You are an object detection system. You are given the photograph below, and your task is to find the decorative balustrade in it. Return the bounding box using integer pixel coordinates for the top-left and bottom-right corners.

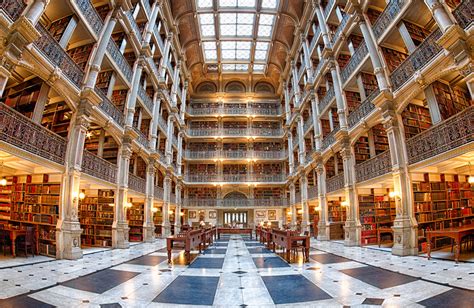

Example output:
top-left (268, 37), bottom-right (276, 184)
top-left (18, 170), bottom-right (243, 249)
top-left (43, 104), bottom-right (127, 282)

top-left (318, 87), bottom-right (335, 114)
top-left (453, 0), bottom-right (472, 29)
top-left (222, 150), bottom-right (247, 159)
top-left (341, 41), bottom-right (368, 83)
top-left (182, 198), bottom-right (289, 207)
top-left (82, 150), bottom-right (117, 183)
top-left (355, 150), bottom-right (392, 183)
top-left (295, 194), bottom-right (301, 204)
top-left (253, 150), bottom-right (287, 159)
top-left (308, 186), bottom-right (318, 199)
top-left (251, 128), bottom-right (284, 137)
top-left (372, 0), bottom-right (406, 39)
top-left (184, 173), bottom-right (287, 183)
top-left (390, 29), bottom-right (443, 91)
top-left (187, 128), bottom-right (283, 137)
top-left (133, 127), bottom-right (149, 149)
top-left (158, 152), bottom-right (167, 165)
top-left (147, 58), bottom-right (160, 78)
top-left (321, 126), bottom-right (339, 151)
top-left (184, 150), bottom-right (286, 160)
top-left (172, 134), bottom-right (178, 147)
top-left (330, 14), bottom-right (349, 46)
top-left (75, 0), bottom-right (103, 36)
top-left (324, 0), bottom-right (335, 18)
top-left (106, 39), bottom-right (133, 81)
top-left (124, 10), bottom-right (142, 39)
top-left (326, 173), bottom-right (344, 193)
top-left (347, 89), bottom-right (379, 128)
top-left (96, 89), bottom-right (124, 127)
top-left (153, 26), bottom-right (165, 52)
top-left (305, 149), bottom-right (315, 163)
top-left (35, 24), bottom-right (84, 88)
top-left (170, 192), bottom-right (176, 203)
top-left (406, 106), bottom-right (474, 165)
top-left (128, 173), bottom-right (146, 194)
top-left (223, 128), bottom-right (248, 136)
top-left (185, 150), bottom-right (219, 159)
top-left (154, 186), bottom-right (164, 200)
top-left (1, 0), bottom-right (26, 21)
top-left (189, 106), bottom-right (281, 116)
top-left (187, 128), bottom-right (220, 136)
top-left (303, 117), bottom-right (313, 133)
top-left (292, 133), bottom-right (299, 148)
top-left (312, 60), bottom-right (325, 81)
top-left (0, 103), bottom-right (67, 165)
top-left (138, 87), bottom-right (154, 113)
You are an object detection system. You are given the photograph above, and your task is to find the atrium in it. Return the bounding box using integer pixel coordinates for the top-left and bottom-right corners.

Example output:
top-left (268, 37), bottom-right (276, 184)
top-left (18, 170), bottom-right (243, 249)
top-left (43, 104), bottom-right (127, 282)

top-left (0, 0), bottom-right (472, 306)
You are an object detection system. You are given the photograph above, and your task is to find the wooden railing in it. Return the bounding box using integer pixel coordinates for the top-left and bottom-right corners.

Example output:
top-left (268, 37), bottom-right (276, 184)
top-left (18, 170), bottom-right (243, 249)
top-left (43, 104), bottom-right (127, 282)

top-left (0, 103), bottom-right (67, 165)
top-left (355, 150), bottom-right (392, 183)
top-left (82, 150), bottom-right (117, 183)
top-left (406, 106), bottom-right (474, 165)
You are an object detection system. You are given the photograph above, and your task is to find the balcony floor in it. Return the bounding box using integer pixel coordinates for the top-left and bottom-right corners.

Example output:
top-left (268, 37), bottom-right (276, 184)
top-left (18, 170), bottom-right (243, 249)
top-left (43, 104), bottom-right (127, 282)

top-left (0, 236), bottom-right (473, 307)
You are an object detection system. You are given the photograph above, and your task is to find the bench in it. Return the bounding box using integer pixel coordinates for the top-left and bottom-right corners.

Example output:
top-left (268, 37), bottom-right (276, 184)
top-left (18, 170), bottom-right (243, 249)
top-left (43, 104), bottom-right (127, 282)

top-left (217, 227), bottom-right (253, 239)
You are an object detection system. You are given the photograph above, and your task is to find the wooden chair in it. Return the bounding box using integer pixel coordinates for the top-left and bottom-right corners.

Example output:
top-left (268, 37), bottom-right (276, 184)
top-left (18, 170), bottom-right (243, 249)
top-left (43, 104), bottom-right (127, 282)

top-left (16, 226), bottom-right (35, 258)
top-left (0, 225), bottom-right (12, 256)
top-left (291, 231), bottom-right (309, 261)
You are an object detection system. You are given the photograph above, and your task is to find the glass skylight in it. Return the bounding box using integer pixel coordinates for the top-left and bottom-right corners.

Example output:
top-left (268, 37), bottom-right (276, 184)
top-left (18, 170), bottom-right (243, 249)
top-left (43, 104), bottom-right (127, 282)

top-left (197, 0), bottom-right (213, 8)
top-left (254, 41), bottom-right (269, 61)
top-left (220, 13), bottom-right (254, 37)
top-left (257, 14), bottom-right (275, 37)
top-left (261, 0), bottom-right (278, 9)
top-left (199, 13), bottom-right (215, 37)
top-left (222, 64), bottom-right (249, 71)
top-left (219, 0), bottom-right (256, 7)
top-left (221, 41), bottom-right (251, 60)
top-left (253, 64), bottom-right (265, 72)
top-left (203, 41), bottom-right (217, 60)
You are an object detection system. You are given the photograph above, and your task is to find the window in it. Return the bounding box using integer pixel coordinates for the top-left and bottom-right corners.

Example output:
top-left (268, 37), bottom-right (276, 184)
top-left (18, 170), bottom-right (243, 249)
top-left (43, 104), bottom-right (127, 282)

top-left (257, 14), bottom-right (275, 38)
top-left (219, 0), bottom-right (256, 7)
top-left (220, 13), bottom-right (254, 37)
top-left (199, 13), bottom-right (215, 37)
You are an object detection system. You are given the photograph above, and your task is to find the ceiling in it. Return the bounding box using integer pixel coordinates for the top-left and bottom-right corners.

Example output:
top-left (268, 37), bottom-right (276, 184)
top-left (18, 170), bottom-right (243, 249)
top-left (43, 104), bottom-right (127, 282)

top-left (170, 0), bottom-right (306, 92)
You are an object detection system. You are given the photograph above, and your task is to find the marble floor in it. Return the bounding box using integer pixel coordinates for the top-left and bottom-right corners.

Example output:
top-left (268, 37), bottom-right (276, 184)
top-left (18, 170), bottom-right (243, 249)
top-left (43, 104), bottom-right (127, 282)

top-left (0, 235), bottom-right (473, 307)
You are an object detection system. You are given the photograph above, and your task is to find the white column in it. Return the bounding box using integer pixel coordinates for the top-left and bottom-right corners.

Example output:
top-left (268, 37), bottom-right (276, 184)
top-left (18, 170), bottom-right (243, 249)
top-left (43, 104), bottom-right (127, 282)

top-left (300, 174), bottom-right (310, 232)
top-left (159, 33), bottom-right (173, 79)
top-left (24, 0), bottom-right (48, 24)
top-left (310, 93), bottom-right (322, 151)
top-left (143, 160), bottom-right (155, 242)
top-left (180, 81), bottom-right (188, 121)
top-left (176, 131), bottom-right (183, 175)
top-left (288, 133), bottom-right (295, 174)
top-left (283, 81), bottom-right (291, 122)
top-left (143, 1), bottom-right (160, 45)
top-left (149, 93), bottom-right (162, 150)
top-left (31, 83), bottom-right (50, 123)
top-left (424, 0), bottom-right (455, 32)
top-left (174, 183), bottom-right (182, 234)
top-left (300, 33), bottom-right (313, 77)
top-left (162, 173), bottom-right (172, 237)
top-left (291, 61), bottom-right (301, 105)
top-left (315, 5), bottom-right (331, 47)
top-left (165, 116), bottom-right (175, 164)
top-left (124, 59), bottom-right (144, 127)
top-left (113, 138), bottom-right (131, 249)
top-left (316, 161), bottom-right (330, 240)
top-left (329, 61), bottom-right (348, 129)
top-left (289, 182), bottom-right (297, 228)
top-left (297, 116), bottom-right (306, 164)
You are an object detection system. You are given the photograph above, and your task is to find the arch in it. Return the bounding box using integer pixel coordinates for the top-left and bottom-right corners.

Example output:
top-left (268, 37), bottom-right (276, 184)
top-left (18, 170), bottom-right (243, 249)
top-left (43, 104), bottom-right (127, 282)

top-left (254, 81), bottom-right (275, 94)
top-left (224, 191), bottom-right (247, 199)
top-left (196, 81), bottom-right (217, 93)
top-left (225, 81), bottom-right (246, 93)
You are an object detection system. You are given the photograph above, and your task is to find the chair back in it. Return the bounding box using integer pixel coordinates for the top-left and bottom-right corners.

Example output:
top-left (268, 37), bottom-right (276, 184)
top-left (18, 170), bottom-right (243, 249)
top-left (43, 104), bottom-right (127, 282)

top-left (25, 226), bottom-right (35, 244)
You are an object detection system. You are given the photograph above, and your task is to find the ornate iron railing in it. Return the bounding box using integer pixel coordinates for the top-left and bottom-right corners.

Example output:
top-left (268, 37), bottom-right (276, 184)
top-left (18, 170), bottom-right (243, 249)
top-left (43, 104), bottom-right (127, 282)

top-left (154, 186), bottom-right (164, 199)
top-left (128, 173), bottom-right (146, 194)
top-left (453, 0), bottom-right (473, 29)
top-left (355, 150), bottom-right (392, 183)
top-left (75, 0), bottom-right (103, 36)
top-left (406, 106), bottom-right (474, 165)
top-left (185, 150), bottom-right (220, 159)
top-left (326, 173), bottom-right (344, 193)
top-left (390, 29), bottom-right (443, 91)
top-left (341, 41), bottom-right (368, 83)
top-left (254, 150), bottom-right (287, 159)
top-left (183, 198), bottom-right (289, 207)
top-left (158, 151), bottom-right (167, 166)
top-left (138, 87), bottom-right (154, 113)
top-left (347, 89), bottom-right (380, 128)
top-left (106, 39), bottom-right (133, 81)
top-left (305, 149), bottom-right (315, 163)
top-left (308, 186), bottom-right (318, 199)
top-left (330, 14), bottom-right (349, 46)
top-left (309, 27), bottom-right (321, 52)
top-left (251, 128), bottom-right (284, 136)
top-left (124, 10), bottom-right (142, 39)
top-left (81, 150), bottom-right (117, 183)
top-left (0, 103), bottom-right (66, 165)
top-left (321, 126), bottom-right (339, 151)
top-left (133, 127), bottom-right (149, 149)
top-left (292, 133), bottom-right (299, 148)
top-left (184, 173), bottom-right (287, 183)
top-left (318, 87), bottom-right (335, 114)
top-left (184, 174), bottom-right (220, 182)
top-left (372, 0), bottom-right (406, 39)
top-left (222, 150), bottom-right (247, 159)
top-left (35, 24), bottom-right (85, 88)
top-left (1, 0), bottom-right (26, 21)
top-left (96, 89), bottom-right (124, 127)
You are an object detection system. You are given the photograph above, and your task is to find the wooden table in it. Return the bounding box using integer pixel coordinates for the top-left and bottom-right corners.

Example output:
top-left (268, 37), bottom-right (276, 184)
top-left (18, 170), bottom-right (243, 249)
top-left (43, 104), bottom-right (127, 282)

top-left (1, 227), bottom-right (26, 257)
top-left (377, 227), bottom-right (394, 247)
top-left (260, 228), bottom-right (272, 247)
top-left (217, 228), bottom-right (253, 239)
top-left (167, 229), bottom-right (203, 264)
top-left (426, 224), bottom-right (474, 263)
top-left (271, 229), bottom-right (310, 262)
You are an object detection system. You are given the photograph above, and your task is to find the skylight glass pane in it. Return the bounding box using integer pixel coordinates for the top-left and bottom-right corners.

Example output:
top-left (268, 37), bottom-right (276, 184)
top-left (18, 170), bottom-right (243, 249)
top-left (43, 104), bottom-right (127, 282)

top-left (204, 49), bottom-right (217, 60)
top-left (221, 41), bottom-right (236, 49)
top-left (256, 41), bottom-right (269, 50)
top-left (219, 0), bottom-right (236, 6)
top-left (261, 0), bottom-right (277, 9)
top-left (199, 13), bottom-right (214, 24)
top-left (220, 24), bottom-right (236, 36)
top-left (255, 50), bottom-right (267, 60)
top-left (237, 25), bottom-right (253, 36)
top-left (222, 49), bottom-right (236, 59)
top-left (259, 14), bottom-right (274, 25)
top-left (220, 13), bottom-right (236, 24)
top-left (201, 25), bottom-right (215, 36)
top-left (197, 0), bottom-right (213, 8)
top-left (258, 25), bottom-right (272, 37)
top-left (235, 64), bottom-right (248, 70)
top-left (238, 13), bottom-right (254, 24)
top-left (203, 41), bottom-right (216, 50)
top-left (236, 49), bottom-right (250, 59)
top-left (238, 0), bottom-right (255, 7)
top-left (236, 41), bottom-right (251, 49)
top-left (222, 64), bottom-right (235, 70)
top-left (253, 64), bottom-right (265, 71)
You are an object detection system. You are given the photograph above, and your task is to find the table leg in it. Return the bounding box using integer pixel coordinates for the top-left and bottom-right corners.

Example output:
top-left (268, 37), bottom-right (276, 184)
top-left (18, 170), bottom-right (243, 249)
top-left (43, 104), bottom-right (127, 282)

top-left (305, 247), bottom-right (309, 262)
top-left (286, 248), bottom-right (290, 262)
top-left (427, 237), bottom-right (431, 260)
top-left (10, 233), bottom-right (16, 258)
top-left (455, 238), bottom-right (460, 263)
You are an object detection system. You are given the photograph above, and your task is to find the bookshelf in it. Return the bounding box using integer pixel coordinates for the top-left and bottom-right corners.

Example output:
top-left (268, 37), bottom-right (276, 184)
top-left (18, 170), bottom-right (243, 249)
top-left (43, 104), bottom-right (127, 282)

top-left (374, 193), bottom-right (396, 244)
top-left (0, 182), bottom-right (13, 220)
top-left (111, 89), bottom-right (128, 112)
top-left (328, 199), bottom-right (346, 223)
top-left (2, 77), bottom-right (43, 119)
top-left (47, 15), bottom-right (72, 42)
top-left (254, 187), bottom-right (283, 199)
top-left (187, 187), bottom-right (217, 199)
top-left (96, 70), bottom-right (113, 92)
top-left (79, 189), bottom-right (114, 247)
top-left (381, 47), bottom-right (408, 73)
top-left (359, 192), bottom-right (376, 245)
top-left (128, 202), bottom-right (144, 242)
top-left (413, 173), bottom-right (473, 252)
top-left (338, 53), bottom-right (351, 69)
top-left (403, 21), bottom-right (431, 46)
top-left (371, 124), bottom-right (389, 155)
top-left (360, 73), bottom-right (378, 95)
top-left (345, 91), bottom-right (361, 113)
top-left (67, 43), bottom-right (94, 70)
top-left (401, 103), bottom-right (432, 139)
top-left (41, 101), bottom-right (73, 137)
top-left (354, 136), bottom-right (370, 164)
top-left (432, 81), bottom-right (472, 120)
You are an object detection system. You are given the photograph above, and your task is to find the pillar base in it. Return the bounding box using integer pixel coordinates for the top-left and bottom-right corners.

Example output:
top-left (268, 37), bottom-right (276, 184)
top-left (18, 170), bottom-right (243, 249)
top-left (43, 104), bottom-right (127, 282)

top-left (143, 224), bottom-right (155, 243)
top-left (174, 224), bottom-right (181, 235)
top-left (317, 222), bottom-right (330, 240)
top-left (344, 220), bottom-right (361, 246)
top-left (56, 220), bottom-right (83, 260)
top-left (112, 221), bottom-right (130, 249)
top-left (392, 216), bottom-right (418, 256)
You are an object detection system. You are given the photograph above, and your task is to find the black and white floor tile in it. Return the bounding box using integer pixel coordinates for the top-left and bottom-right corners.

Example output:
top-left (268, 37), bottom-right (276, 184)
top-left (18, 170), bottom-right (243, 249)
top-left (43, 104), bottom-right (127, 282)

top-left (0, 236), bottom-right (473, 307)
